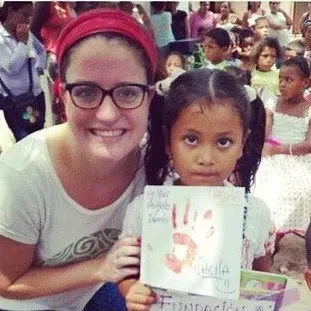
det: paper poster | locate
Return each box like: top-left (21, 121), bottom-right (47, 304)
top-left (141, 186), bottom-right (245, 299)
top-left (150, 288), bottom-right (276, 311)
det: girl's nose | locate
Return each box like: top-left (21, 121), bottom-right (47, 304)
top-left (95, 95), bottom-right (121, 122)
top-left (196, 147), bottom-right (215, 166)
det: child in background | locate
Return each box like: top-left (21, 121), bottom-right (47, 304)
top-left (284, 39), bottom-right (306, 61)
top-left (203, 27), bottom-right (233, 70)
top-left (155, 51), bottom-right (186, 96)
top-left (238, 28), bottom-right (256, 71)
top-left (190, 26), bottom-right (209, 69)
top-left (251, 37), bottom-right (282, 96)
top-left (303, 21), bottom-right (311, 62)
top-left (254, 56), bottom-right (311, 234)
top-left (253, 16), bottom-right (269, 42)
top-left (119, 68), bottom-right (274, 310)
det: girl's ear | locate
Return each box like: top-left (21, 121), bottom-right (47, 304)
top-left (304, 77), bottom-right (311, 90)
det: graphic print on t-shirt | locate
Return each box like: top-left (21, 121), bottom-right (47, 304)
top-left (40, 228), bottom-right (120, 266)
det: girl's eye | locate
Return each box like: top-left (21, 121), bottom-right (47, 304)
top-left (184, 134), bottom-right (198, 146)
top-left (217, 138), bottom-right (232, 148)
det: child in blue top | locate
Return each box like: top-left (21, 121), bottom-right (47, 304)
top-left (118, 68), bottom-right (275, 310)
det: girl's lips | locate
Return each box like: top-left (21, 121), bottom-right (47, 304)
top-left (90, 129), bottom-right (126, 138)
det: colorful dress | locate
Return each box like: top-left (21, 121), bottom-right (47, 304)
top-left (253, 101), bottom-right (311, 232)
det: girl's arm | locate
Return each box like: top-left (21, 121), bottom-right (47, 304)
top-left (266, 15), bottom-right (285, 30)
top-left (262, 110), bottom-right (275, 156)
top-left (279, 8), bottom-right (293, 27)
top-left (0, 235), bottom-right (140, 299)
top-left (267, 119), bottom-right (311, 156)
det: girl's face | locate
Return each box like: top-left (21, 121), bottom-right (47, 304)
top-left (279, 65), bottom-right (309, 100)
top-left (168, 101), bottom-right (245, 186)
top-left (258, 46), bottom-right (277, 71)
top-left (254, 20), bottom-right (269, 38)
top-left (220, 2), bottom-right (230, 16)
top-left (204, 37), bottom-right (227, 64)
top-left (165, 54), bottom-right (183, 77)
top-left (63, 37), bottom-right (153, 162)
top-left (241, 36), bottom-right (255, 54)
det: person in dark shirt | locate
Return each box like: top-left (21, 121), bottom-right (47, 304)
top-left (166, 2), bottom-right (189, 40)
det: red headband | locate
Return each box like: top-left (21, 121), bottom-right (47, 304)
top-left (56, 8), bottom-right (158, 79)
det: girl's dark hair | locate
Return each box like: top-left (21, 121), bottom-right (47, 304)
top-left (225, 66), bottom-right (251, 85)
top-left (0, 1), bottom-right (32, 22)
top-left (145, 68), bottom-right (265, 192)
top-left (251, 37), bottom-right (282, 66)
top-left (306, 220), bottom-right (311, 264)
top-left (206, 28), bottom-right (231, 48)
top-left (239, 27), bottom-right (255, 44)
top-left (282, 56), bottom-right (310, 78)
top-left (60, 33), bottom-right (154, 84)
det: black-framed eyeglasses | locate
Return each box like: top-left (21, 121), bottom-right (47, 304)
top-left (65, 82), bottom-right (152, 110)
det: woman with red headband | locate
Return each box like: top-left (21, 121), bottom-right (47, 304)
top-left (0, 9), bottom-right (158, 311)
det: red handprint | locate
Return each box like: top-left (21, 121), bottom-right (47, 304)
top-left (165, 199), bottom-right (214, 274)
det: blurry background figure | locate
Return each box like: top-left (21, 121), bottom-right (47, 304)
top-left (266, 1), bottom-right (292, 49)
top-left (0, 1), bottom-right (46, 141)
top-left (189, 1), bottom-right (216, 39)
top-left (117, 1), bottom-right (153, 32)
top-left (30, 1), bottom-right (76, 124)
top-left (215, 1), bottom-right (242, 31)
top-left (299, 2), bottom-right (311, 38)
top-left (242, 1), bottom-right (266, 28)
top-left (75, 1), bottom-right (102, 15)
top-left (165, 2), bottom-right (189, 40)
top-left (150, 1), bottom-right (174, 59)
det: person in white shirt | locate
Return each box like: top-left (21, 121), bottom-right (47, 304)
top-left (0, 8), bottom-right (159, 311)
top-left (0, 2), bottom-right (46, 141)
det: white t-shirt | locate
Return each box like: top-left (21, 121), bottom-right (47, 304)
top-left (0, 127), bottom-right (146, 310)
top-left (120, 181), bottom-right (274, 270)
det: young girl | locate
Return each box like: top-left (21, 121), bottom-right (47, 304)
top-left (119, 69), bottom-right (274, 310)
top-left (155, 51), bottom-right (186, 97)
top-left (251, 37), bottom-right (282, 97)
top-left (253, 16), bottom-right (269, 42)
top-left (254, 56), bottom-right (311, 233)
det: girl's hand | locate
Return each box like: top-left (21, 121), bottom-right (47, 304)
top-left (126, 281), bottom-right (157, 311)
top-left (16, 23), bottom-right (29, 44)
top-left (95, 237), bottom-right (141, 283)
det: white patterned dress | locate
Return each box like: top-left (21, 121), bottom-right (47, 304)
top-left (253, 103), bottom-right (311, 232)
